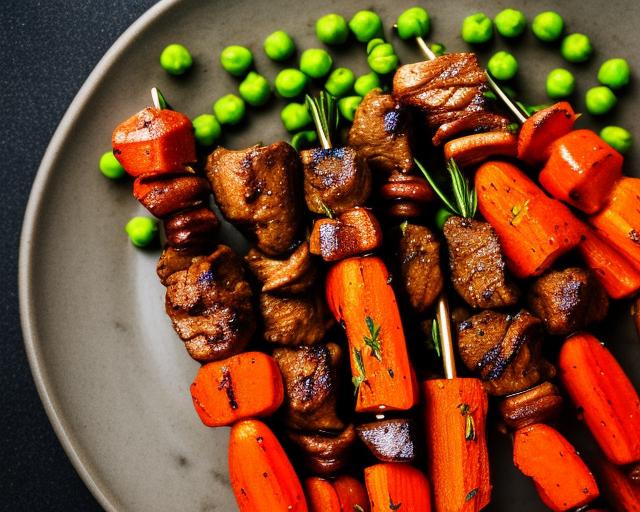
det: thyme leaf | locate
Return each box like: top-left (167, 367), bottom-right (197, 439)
top-left (465, 488), bottom-right (479, 502)
top-left (399, 220), bottom-right (408, 236)
top-left (458, 403), bottom-right (477, 441)
top-left (510, 199), bottom-right (530, 226)
top-left (364, 316), bottom-right (382, 361)
top-left (305, 92), bottom-right (339, 149)
top-left (389, 497), bottom-right (402, 510)
top-left (354, 506), bottom-right (365, 512)
top-left (415, 158), bottom-right (477, 218)
top-left (352, 347), bottom-right (366, 396)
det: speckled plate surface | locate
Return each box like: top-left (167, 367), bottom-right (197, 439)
top-left (19, 0), bottom-right (640, 510)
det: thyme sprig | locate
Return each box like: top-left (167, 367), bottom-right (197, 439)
top-left (305, 91), bottom-right (339, 150)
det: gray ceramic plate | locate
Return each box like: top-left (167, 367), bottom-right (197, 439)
top-left (19, 0), bottom-right (640, 510)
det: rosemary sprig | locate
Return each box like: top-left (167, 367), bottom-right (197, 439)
top-left (305, 91), bottom-right (339, 150)
top-left (363, 316), bottom-right (382, 361)
top-left (352, 347), bottom-right (366, 395)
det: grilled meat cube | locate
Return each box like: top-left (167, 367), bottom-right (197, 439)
top-left (165, 245), bottom-right (255, 362)
top-left (133, 173), bottom-right (211, 219)
top-left (205, 141), bottom-right (302, 256)
top-left (457, 310), bottom-right (555, 396)
top-left (273, 342), bottom-right (344, 432)
top-left (164, 207), bottom-right (219, 254)
top-left (300, 147), bottom-right (372, 215)
top-left (347, 89), bottom-right (413, 175)
top-left (499, 382), bottom-right (564, 431)
top-left (432, 111), bottom-right (511, 146)
top-left (287, 425), bottom-right (357, 476)
top-left (528, 267), bottom-right (609, 336)
top-left (356, 418), bottom-right (417, 462)
top-left (156, 246), bottom-right (196, 285)
top-left (444, 216), bottom-right (520, 309)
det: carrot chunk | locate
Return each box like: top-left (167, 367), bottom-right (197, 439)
top-left (444, 131), bottom-right (517, 168)
top-left (333, 475), bottom-right (370, 512)
top-left (305, 477), bottom-right (341, 512)
top-left (596, 457), bottom-right (640, 512)
top-left (364, 463), bottom-right (431, 512)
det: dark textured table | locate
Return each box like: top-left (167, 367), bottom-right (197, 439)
top-left (0, 2), bottom-right (155, 510)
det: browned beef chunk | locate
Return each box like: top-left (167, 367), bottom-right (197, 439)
top-left (273, 343), bottom-right (344, 432)
top-left (356, 418), bottom-right (417, 462)
top-left (498, 382), bottom-right (563, 431)
top-left (347, 89), bottom-right (413, 174)
top-left (444, 216), bottom-right (520, 309)
top-left (205, 142), bottom-right (302, 256)
top-left (300, 147), bottom-right (372, 215)
top-left (156, 246), bottom-right (196, 285)
top-left (164, 207), bottom-right (219, 254)
top-left (133, 173), bottom-right (211, 219)
top-left (457, 310), bottom-right (555, 396)
top-left (287, 425), bottom-right (356, 475)
top-left (528, 267), bottom-right (609, 336)
top-left (165, 245), bottom-right (255, 362)
top-left (432, 111), bottom-right (511, 146)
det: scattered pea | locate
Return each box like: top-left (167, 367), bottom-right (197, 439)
top-left (99, 151), bottom-right (125, 179)
top-left (263, 30), bottom-right (295, 61)
top-left (366, 37), bottom-right (385, 55)
top-left (213, 94), bottom-right (246, 125)
top-left (494, 8), bottom-right (526, 38)
top-left (192, 114), bottom-right (222, 146)
top-left (349, 10), bottom-right (383, 43)
top-left (280, 103), bottom-right (311, 132)
top-left (125, 217), bottom-right (158, 248)
top-left (325, 67), bottom-right (356, 97)
top-left (300, 48), bottom-right (333, 78)
top-left (600, 126), bottom-right (633, 153)
top-left (487, 51), bottom-right (518, 81)
top-left (598, 58), bottom-right (631, 89)
top-left (338, 96), bottom-right (362, 122)
top-left (561, 33), bottom-right (593, 63)
top-left (435, 208), bottom-right (454, 230)
top-left (275, 68), bottom-right (308, 98)
top-left (159, 44), bottom-right (193, 75)
top-left (316, 13), bottom-right (349, 45)
top-left (461, 12), bottom-right (493, 44)
top-left (396, 7), bottom-right (430, 40)
top-left (354, 72), bottom-right (381, 96)
top-left (220, 45), bottom-right (253, 76)
top-left (238, 71), bottom-right (271, 106)
top-left (546, 68), bottom-right (575, 99)
top-left (532, 11), bottom-right (564, 42)
top-left (585, 86), bottom-right (617, 115)
top-left (367, 43), bottom-right (398, 74)
top-left (291, 130), bottom-right (318, 151)
top-left (430, 43), bottom-right (446, 57)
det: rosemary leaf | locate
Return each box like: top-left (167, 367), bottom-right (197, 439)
top-left (305, 92), bottom-right (338, 149)
top-left (431, 318), bottom-right (442, 358)
top-left (319, 200), bottom-right (335, 219)
top-left (414, 159), bottom-right (458, 214)
top-left (352, 347), bottom-right (366, 395)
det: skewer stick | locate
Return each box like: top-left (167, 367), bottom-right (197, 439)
top-left (436, 294), bottom-right (457, 379)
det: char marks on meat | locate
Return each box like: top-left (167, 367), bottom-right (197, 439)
top-left (287, 425), bottom-right (357, 475)
top-left (157, 246), bottom-right (196, 285)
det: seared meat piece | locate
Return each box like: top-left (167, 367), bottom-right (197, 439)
top-left (444, 216), bottom-right (520, 309)
top-left (165, 245), bottom-right (255, 362)
top-left (347, 89), bottom-right (413, 174)
top-left (458, 310), bottom-right (555, 396)
top-left (164, 207), bottom-right (219, 254)
top-left (499, 382), bottom-right (564, 431)
top-left (528, 267), bottom-right (609, 336)
top-left (287, 425), bottom-right (357, 475)
top-left (273, 343), bottom-right (344, 432)
top-left (245, 242), bottom-right (317, 294)
top-left (300, 147), bottom-right (372, 215)
top-left (432, 111), bottom-right (511, 146)
top-left (356, 418), bottom-right (417, 462)
top-left (133, 173), bottom-right (210, 218)
top-left (205, 141), bottom-right (302, 256)
top-left (156, 246), bottom-right (196, 285)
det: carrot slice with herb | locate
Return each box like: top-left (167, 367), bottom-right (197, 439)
top-left (596, 457), bottom-right (640, 512)
top-left (364, 463), bottom-right (431, 512)
top-left (333, 475), bottom-right (370, 512)
top-left (229, 419), bottom-right (307, 512)
top-left (444, 131), bottom-right (517, 168)
top-left (305, 477), bottom-right (341, 512)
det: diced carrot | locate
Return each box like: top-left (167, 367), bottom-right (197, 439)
top-left (364, 463), bottom-right (431, 512)
top-left (596, 457), bottom-right (640, 512)
top-left (228, 419), bottom-right (307, 512)
top-left (112, 107), bottom-right (196, 176)
top-left (476, 160), bottom-right (584, 278)
top-left (444, 131), bottom-right (517, 168)
top-left (191, 352), bottom-right (284, 427)
top-left (325, 256), bottom-right (418, 413)
top-left (517, 101), bottom-right (577, 166)
top-left (559, 333), bottom-right (640, 465)
top-left (333, 475), bottom-right (370, 512)
top-left (422, 378), bottom-right (491, 512)
top-left (305, 477), bottom-right (341, 512)
top-left (513, 423), bottom-right (599, 511)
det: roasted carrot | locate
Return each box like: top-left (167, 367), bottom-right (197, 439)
top-left (112, 107), bottom-right (196, 176)
top-left (476, 160), bottom-right (583, 278)
top-left (333, 475), bottom-right (370, 512)
top-left (190, 352), bottom-right (284, 427)
top-left (596, 457), bottom-right (640, 512)
top-left (228, 419), bottom-right (307, 512)
top-left (443, 131), bottom-right (517, 168)
top-left (513, 423), bottom-right (599, 511)
top-left (517, 101), bottom-right (577, 166)
top-left (325, 256), bottom-right (418, 413)
top-left (364, 463), bottom-right (431, 512)
top-left (305, 477), bottom-right (341, 512)
top-left (559, 333), bottom-right (640, 465)
top-left (423, 378), bottom-right (491, 512)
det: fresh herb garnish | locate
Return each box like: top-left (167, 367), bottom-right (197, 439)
top-left (354, 506), bottom-right (365, 512)
top-left (319, 200), bottom-right (335, 219)
top-left (465, 488), bottom-right (479, 502)
top-left (352, 347), bottom-right (366, 395)
top-left (510, 199), bottom-right (530, 226)
top-left (364, 316), bottom-right (382, 361)
top-left (458, 403), bottom-right (477, 441)
top-left (415, 158), bottom-right (477, 218)
top-left (151, 87), bottom-right (171, 110)
top-left (399, 219), bottom-right (408, 236)
top-left (430, 318), bottom-right (442, 358)
top-left (305, 91), bottom-right (339, 150)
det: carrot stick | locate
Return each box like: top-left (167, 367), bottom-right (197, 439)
top-left (596, 457), bottom-right (640, 512)
top-left (190, 352), bottom-right (284, 427)
top-left (305, 477), bottom-right (341, 512)
top-left (422, 378), bottom-right (491, 512)
top-left (476, 160), bottom-right (583, 278)
top-left (333, 475), bottom-right (370, 512)
top-left (513, 423), bottom-right (599, 511)
top-left (443, 131), bottom-right (517, 168)
top-left (228, 419), bottom-right (307, 512)
top-left (325, 256), bottom-right (418, 413)
top-left (364, 463), bottom-right (431, 512)
top-left (559, 333), bottom-right (640, 465)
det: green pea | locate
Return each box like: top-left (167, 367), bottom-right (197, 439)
top-left (213, 94), bottom-right (246, 125)
top-left (291, 130), bottom-right (318, 151)
top-left (598, 58), bottom-right (631, 89)
top-left (349, 10), bottom-right (383, 43)
top-left (159, 44), bottom-right (193, 76)
top-left (220, 45), bottom-right (253, 76)
top-left (366, 37), bottom-right (385, 55)
top-left (338, 96), bottom-right (362, 122)
top-left (532, 11), bottom-right (564, 42)
top-left (367, 43), bottom-right (398, 75)
top-left (238, 71), bottom-right (271, 106)
top-left (435, 208), bottom-right (454, 231)
top-left (275, 69), bottom-right (308, 98)
top-left (600, 126), bottom-right (633, 153)
top-left (99, 151), bottom-right (125, 179)
top-left (300, 48), bottom-right (333, 78)
top-left (461, 12), bottom-right (493, 44)
top-left (430, 43), bottom-right (446, 57)
top-left (354, 72), bottom-right (381, 96)
top-left (561, 33), bottom-right (593, 63)
top-left (494, 8), bottom-right (526, 38)
top-left (125, 217), bottom-right (158, 248)
top-left (263, 30), bottom-right (295, 61)
top-left (325, 67), bottom-right (356, 97)
top-left (316, 13), bottom-right (349, 45)
top-left (546, 68), bottom-right (575, 99)
top-left (192, 114), bottom-right (222, 146)
top-left (585, 86), bottom-right (617, 115)
top-left (487, 51), bottom-right (518, 81)
top-left (280, 103), bottom-right (311, 132)
top-left (396, 7), bottom-right (430, 40)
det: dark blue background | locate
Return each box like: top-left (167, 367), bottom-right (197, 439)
top-left (0, 2), bottom-right (155, 510)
